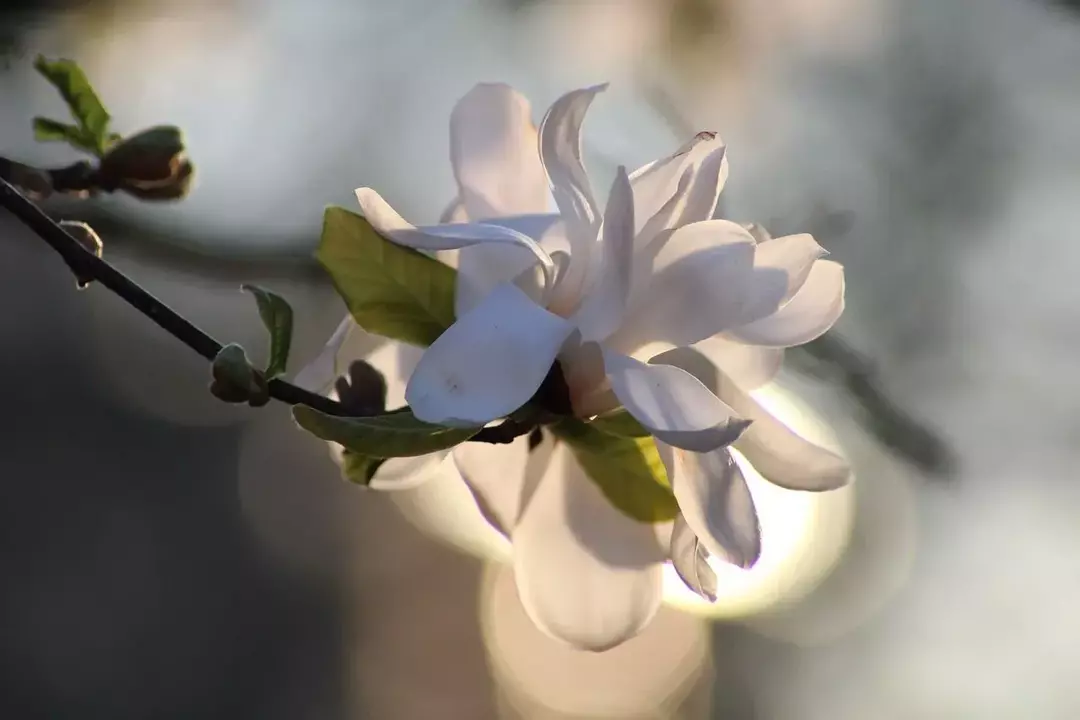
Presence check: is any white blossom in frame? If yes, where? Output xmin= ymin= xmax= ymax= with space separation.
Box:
xmin=298 ymin=83 xmax=850 ymax=651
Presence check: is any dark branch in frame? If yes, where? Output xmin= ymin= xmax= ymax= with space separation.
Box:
xmin=0 ymin=176 xmax=528 ymax=445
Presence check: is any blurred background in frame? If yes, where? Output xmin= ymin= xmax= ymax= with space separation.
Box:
xmin=2 ymin=0 xmax=1080 ymax=717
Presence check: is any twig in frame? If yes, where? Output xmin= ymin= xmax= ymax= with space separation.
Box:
xmin=0 ymin=176 xmax=528 ymax=444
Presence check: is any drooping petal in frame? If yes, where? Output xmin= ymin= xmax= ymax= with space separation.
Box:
xmin=693 ymin=335 xmax=783 ymax=391
xmin=538 ymin=84 xmax=606 ymax=310
xmin=726 ymin=260 xmax=845 ymax=348
xmin=453 ymin=434 xmax=531 ymax=536
xmin=752 ymin=233 xmax=827 ymax=303
xmin=661 ymin=443 xmax=761 ymax=569
xmin=449 ymin=83 xmax=549 ymax=219
xmin=608 ymin=221 xmax=786 ymax=355
xmin=406 ymin=283 xmax=575 ymax=426
xmin=571 ymin=166 xmax=635 ymax=342
xmin=292 ymin=314 xmax=355 ymax=393
xmin=355 ymin=188 xmax=556 ymax=299
xmin=651 ymin=347 xmax=851 ymax=491
xmin=629 ymin=131 xmax=727 ymax=238
xmin=668 ymin=513 xmax=718 ymax=602
xmin=602 ymin=349 xmax=750 ymax=453
xmin=455 ymin=213 xmax=563 ymax=317
xmin=513 ymin=442 xmax=664 ymax=651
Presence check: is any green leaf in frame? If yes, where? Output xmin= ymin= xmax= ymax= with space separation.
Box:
xmin=341 ymin=451 xmax=386 ymax=486
xmin=551 ymin=418 xmax=678 ymax=523
xmin=292 ymin=404 xmax=479 ymax=458
xmin=587 ymin=408 xmax=650 ymax=438
xmin=241 ymin=284 xmax=294 ymax=378
xmin=32 ymin=116 xmax=100 ymax=155
xmin=34 ymin=56 xmax=111 ymax=155
xmin=316 ymin=207 xmax=456 ymax=347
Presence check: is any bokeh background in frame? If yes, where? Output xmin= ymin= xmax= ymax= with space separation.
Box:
xmin=2 ymin=0 xmax=1080 ymax=717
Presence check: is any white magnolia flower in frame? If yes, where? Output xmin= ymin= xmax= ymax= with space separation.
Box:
xmin=298 ymin=83 xmax=850 ymax=651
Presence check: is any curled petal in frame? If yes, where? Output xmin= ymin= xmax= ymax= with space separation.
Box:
xmin=727 ymin=260 xmax=845 ymax=348
xmin=538 ymin=84 xmax=606 ymax=308
xmin=455 ymin=213 xmax=563 ymax=317
xmin=355 ymin=188 xmax=556 ymax=303
xmin=571 ymin=166 xmax=635 ymax=342
xmin=602 ymin=349 xmax=749 ymax=453
xmin=661 ymin=444 xmax=761 ymax=569
xmin=513 ymin=443 xmax=664 ymax=651
xmin=450 ymin=83 xmax=549 ymax=219
xmin=652 ymin=347 xmax=851 ymax=491
xmin=439 ymin=196 xmax=468 ymax=224
xmin=405 ymin=283 xmax=575 ymax=426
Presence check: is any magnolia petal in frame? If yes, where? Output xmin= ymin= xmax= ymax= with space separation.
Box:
xmin=453 ymin=435 xmax=530 ymax=536
xmin=368 ymin=452 xmax=450 ymax=492
xmin=449 ymin=83 xmax=548 ymax=219
xmin=743 ymin=222 xmax=772 ymax=244
xmin=635 ymin=166 xmax=694 ymax=254
xmin=663 ymin=443 xmax=761 ymax=569
xmin=292 ymin=314 xmax=355 ymax=393
xmin=538 ymin=84 xmax=606 ymax=308
xmin=752 ymin=233 xmax=827 ymax=303
xmin=406 ymin=283 xmax=575 ymax=426
xmin=571 ymin=166 xmax=635 ymax=342
xmin=693 ymin=335 xmax=783 ymax=391
xmin=609 ymin=222 xmax=781 ymax=354
xmin=629 ymin=131 xmax=726 ymax=237
xmin=355 ymin=188 xmax=556 ymax=299
xmin=727 ymin=260 xmax=845 ymax=348
xmin=455 ymin=213 xmax=565 ymax=317
xmin=668 ymin=513 xmax=718 ymax=602
xmin=513 ymin=443 xmax=664 ymax=651
xmin=602 ymin=349 xmax=749 ymax=453
xmin=671 ymin=144 xmax=729 ymax=228
xmin=653 ymin=347 xmax=852 ymax=491
xmin=439 ymin=196 xmax=468 ymax=224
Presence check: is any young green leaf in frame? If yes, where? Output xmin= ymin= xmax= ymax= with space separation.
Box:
xmin=293 ymin=405 xmax=479 ymax=458
xmin=32 ymin=116 xmax=100 ymax=155
xmin=33 ymin=56 xmax=111 ymax=155
xmin=241 ymin=284 xmax=294 ymax=378
xmin=587 ymin=408 xmax=650 ymax=438
xmin=551 ymin=418 xmax=678 ymax=523
xmin=317 ymin=207 xmax=456 ymax=347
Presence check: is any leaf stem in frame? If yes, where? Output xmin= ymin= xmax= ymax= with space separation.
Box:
xmin=0 ymin=177 xmax=529 ymax=444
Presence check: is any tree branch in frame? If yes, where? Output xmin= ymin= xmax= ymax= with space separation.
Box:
xmin=0 ymin=176 xmax=529 ymax=444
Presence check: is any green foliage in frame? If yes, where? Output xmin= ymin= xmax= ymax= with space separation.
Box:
xmin=32 ymin=117 xmax=101 ymax=156
xmin=316 ymin=207 xmax=456 ymax=347
xmin=293 ymin=405 xmax=479 ymax=459
xmin=33 ymin=56 xmax=112 ymax=156
xmin=241 ymin=285 xmax=294 ymax=379
xmin=551 ymin=418 xmax=677 ymax=523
